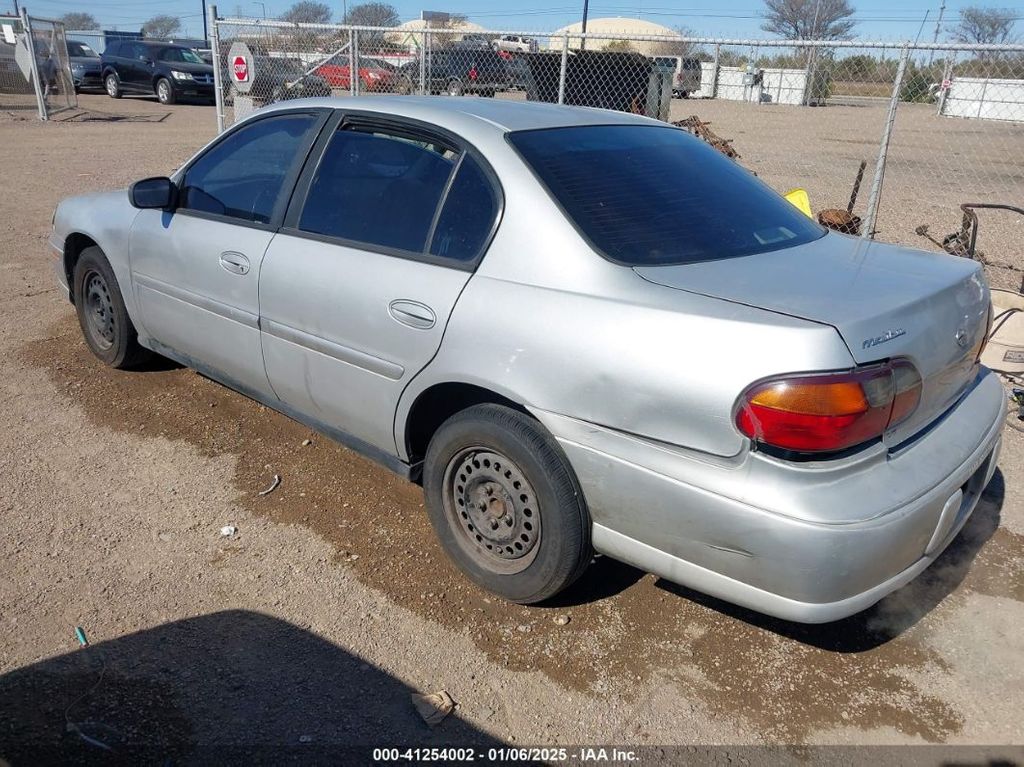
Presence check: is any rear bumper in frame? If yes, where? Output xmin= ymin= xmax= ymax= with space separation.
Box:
xmin=538 ymin=369 xmax=1005 ymax=623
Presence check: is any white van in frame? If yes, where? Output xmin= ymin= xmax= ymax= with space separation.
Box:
xmin=654 ymin=55 xmax=702 ymax=98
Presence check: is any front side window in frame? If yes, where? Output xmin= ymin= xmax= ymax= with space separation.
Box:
xmin=159 ymin=47 xmax=204 ymax=64
xmin=298 ymin=127 xmax=457 ymax=253
xmin=509 ymin=125 xmax=825 ymax=266
xmin=180 ymin=113 xmax=318 ymax=224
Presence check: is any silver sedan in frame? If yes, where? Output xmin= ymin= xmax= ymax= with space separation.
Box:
xmin=49 ymin=97 xmax=1004 ymax=623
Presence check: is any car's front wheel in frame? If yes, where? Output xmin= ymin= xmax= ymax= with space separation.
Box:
xmin=156 ymin=77 xmax=176 ymax=105
xmin=73 ymin=247 xmax=150 ymax=369
xmin=423 ymin=404 xmax=592 ymax=604
xmin=105 ymin=73 xmax=121 ymax=98
xmin=446 ymin=79 xmax=464 ymax=96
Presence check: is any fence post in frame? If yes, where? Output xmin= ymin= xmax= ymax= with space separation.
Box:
xmin=557 ymin=32 xmax=569 ymax=104
xmin=936 ymin=56 xmax=954 ymax=116
xmin=352 ymin=29 xmax=360 ymax=96
xmin=418 ymin=30 xmax=426 ymax=95
xmin=861 ymin=44 xmax=910 ymax=239
xmin=209 ymin=4 xmax=224 ymax=134
xmin=348 ymin=28 xmax=356 ymax=97
xmin=711 ymin=43 xmax=720 ymax=99
xmin=20 ymin=8 xmax=46 ymax=121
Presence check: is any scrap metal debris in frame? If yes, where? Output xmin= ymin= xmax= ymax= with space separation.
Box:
xmin=817 ymin=160 xmax=866 ymax=235
xmin=411 ymin=690 xmax=456 ymax=727
xmin=258 ymin=474 xmax=281 ymax=496
xmin=672 ymin=116 xmax=739 ymax=159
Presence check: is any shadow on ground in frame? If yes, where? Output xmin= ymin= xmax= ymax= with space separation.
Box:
xmin=0 ymin=610 xmax=501 ymax=763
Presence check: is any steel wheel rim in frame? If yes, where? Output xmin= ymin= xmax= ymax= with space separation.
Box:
xmin=158 ymin=81 xmax=170 ymax=102
xmin=106 ymin=76 xmax=117 ymax=96
xmin=442 ymin=447 xmax=541 ymax=574
xmin=83 ymin=270 xmax=115 ymax=350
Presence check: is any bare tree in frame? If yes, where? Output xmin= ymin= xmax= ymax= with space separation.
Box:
xmin=59 ymin=12 xmax=99 ymax=30
xmin=282 ymin=1 xmax=333 ymax=24
xmin=343 ymin=2 xmax=399 ymax=27
xmin=762 ymin=0 xmax=856 ymax=40
xmin=651 ymin=26 xmax=701 ymax=57
xmin=952 ymin=6 xmax=1018 ymax=44
xmin=142 ymin=14 xmax=183 ymax=39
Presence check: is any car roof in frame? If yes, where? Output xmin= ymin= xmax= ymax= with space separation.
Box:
xmin=259 ymin=96 xmax=662 ymax=135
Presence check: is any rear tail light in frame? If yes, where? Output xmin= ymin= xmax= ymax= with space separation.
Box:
xmin=735 ymin=360 xmax=922 ymax=454
xmin=469 ymin=66 xmax=478 ymax=80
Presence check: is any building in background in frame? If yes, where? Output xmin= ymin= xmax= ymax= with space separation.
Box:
xmin=548 ymin=17 xmax=683 ymax=57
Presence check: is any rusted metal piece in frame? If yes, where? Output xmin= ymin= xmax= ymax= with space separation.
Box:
xmin=816 ymin=160 xmax=867 ymax=235
xmin=817 ymin=209 xmax=862 ymax=235
xmin=672 ymin=115 xmax=740 ymax=159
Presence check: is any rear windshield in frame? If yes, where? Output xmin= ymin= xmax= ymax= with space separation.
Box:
xmin=509 ymin=125 xmax=825 ymax=266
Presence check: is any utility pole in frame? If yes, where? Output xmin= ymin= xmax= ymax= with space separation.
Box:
xmin=202 ymin=0 xmax=208 ymax=42
xmin=580 ymin=0 xmax=589 ymax=51
xmin=928 ymin=0 xmax=945 ymax=66
xmin=13 ymin=0 xmax=19 ymax=16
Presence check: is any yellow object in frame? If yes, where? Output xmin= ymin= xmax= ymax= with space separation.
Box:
xmin=784 ymin=188 xmax=814 ymax=218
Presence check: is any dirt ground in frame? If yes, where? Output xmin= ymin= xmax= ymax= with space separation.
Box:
xmin=1 ymin=94 xmax=1024 ymax=760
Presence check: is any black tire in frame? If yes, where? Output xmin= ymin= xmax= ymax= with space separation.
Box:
xmin=446 ymin=79 xmax=464 ymax=97
xmin=72 ymin=247 xmax=150 ymax=369
xmin=156 ymin=77 xmax=176 ymax=105
xmin=423 ymin=404 xmax=592 ymax=604
xmin=104 ymin=72 xmax=121 ymax=99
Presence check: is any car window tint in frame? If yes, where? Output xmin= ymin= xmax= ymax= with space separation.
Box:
xmin=299 ymin=127 xmax=457 ymax=253
xmin=509 ymin=125 xmax=825 ymax=266
xmin=181 ymin=114 xmax=317 ymax=224
xmin=429 ymin=155 xmax=497 ymax=262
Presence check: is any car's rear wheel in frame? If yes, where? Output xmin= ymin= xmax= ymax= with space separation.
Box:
xmin=423 ymin=404 xmax=592 ymax=604
xmin=156 ymin=77 xmax=176 ymax=105
xmin=105 ymin=73 xmax=121 ymax=98
xmin=73 ymin=247 xmax=150 ymax=369
xmin=446 ymin=79 xmax=464 ymax=96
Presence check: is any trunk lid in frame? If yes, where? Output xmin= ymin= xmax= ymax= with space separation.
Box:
xmin=634 ymin=232 xmax=990 ymax=446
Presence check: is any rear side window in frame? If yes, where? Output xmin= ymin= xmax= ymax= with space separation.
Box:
xmin=105 ymin=42 xmax=121 ymax=57
xmin=429 ymin=155 xmax=498 ymax=262
xmin=509 ymin=125 xmax=824 ymax=266
xmin=299 ymin=127 xmax=457 ymax=253
xmin=181 ymin=113 xmax=318 ymax=224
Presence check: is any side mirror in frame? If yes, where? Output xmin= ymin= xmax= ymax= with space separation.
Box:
xmin=130 ymin=176 xmax=177 ymax=209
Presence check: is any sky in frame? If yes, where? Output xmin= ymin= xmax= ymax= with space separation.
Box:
xmin=13 ymin=0 xmax=1023 ymax=42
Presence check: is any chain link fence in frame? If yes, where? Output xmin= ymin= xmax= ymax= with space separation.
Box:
xmin=211 ymin=10 xmax=1024 ymax=281
xmin=0 ymin=11 xmax=76 ymax=119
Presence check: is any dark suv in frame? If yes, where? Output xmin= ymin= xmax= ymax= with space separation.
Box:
xmin=101 ymin=40 xmax=215 ymax=104
xmin=397 ymin=48 xmax=507 ymax=97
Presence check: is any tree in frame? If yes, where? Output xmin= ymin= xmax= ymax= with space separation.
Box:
xmin=952 ymin=6 xmax=1017 ymax=45
xmin=603 ymin=40 xmax=635 ymax=52
xmin=282 ymin=1 xmax=333 ymax=24
xmin=141 ymin=14 xmax=182 ymax=39
xmin=651 ymin=26 xmax=701 ymax=58
xmin=59 ymin=12 xmax=99 ymax=30
xmin=762 ymin=0 xmax=856 ymax=40
xmin=343 ymin=2 xmax=399 ymax=28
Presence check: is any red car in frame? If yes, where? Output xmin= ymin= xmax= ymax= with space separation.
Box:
xmin=315 ymin=56 xmax=395 ymax=92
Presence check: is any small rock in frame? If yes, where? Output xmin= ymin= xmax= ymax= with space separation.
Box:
xmin=516 ymin=624 xmax=531 ymax=633
xmin=302 ymin=439 xmax=312 ymax=446
xmin=553 ymin=614 xmax=571 ymax=626
xmin=219 ymin=525 xmax=237 ymax=537
xmin=411 ymin=690 xmax=455 ymax=727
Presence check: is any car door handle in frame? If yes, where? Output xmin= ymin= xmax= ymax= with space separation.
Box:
xmin=389 ymin=299 xmax=436 ymax=330
xmin=219 ymin=251 xmax=250 ymax=275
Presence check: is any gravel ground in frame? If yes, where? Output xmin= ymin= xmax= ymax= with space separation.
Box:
xmin=1 ymin=94 xmax=1023 ymax=761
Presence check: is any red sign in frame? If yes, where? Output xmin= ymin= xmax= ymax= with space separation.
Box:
xmin=232 ymin=55 xmax=249 ymax=82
